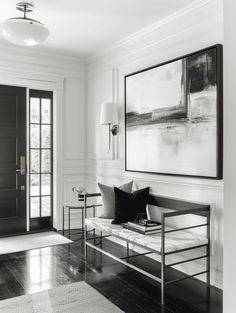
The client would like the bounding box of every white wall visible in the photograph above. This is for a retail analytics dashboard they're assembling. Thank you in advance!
[0,0,225,293]
[223,0,236,312]
[86,0,223,289]
[0,44,86,231]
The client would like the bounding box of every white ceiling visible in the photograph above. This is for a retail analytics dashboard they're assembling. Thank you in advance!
[0,0,200,58]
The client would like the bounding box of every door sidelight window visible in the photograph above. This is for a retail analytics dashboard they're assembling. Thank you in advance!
[29,90,53,226]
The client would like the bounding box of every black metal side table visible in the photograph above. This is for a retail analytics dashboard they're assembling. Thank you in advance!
[62,205,84,239]
[62,203,102,239]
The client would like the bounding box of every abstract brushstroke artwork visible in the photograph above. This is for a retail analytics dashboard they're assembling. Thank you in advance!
[125,45,223,179]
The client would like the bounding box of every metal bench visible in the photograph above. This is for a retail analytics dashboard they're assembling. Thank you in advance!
[82,192,210,306]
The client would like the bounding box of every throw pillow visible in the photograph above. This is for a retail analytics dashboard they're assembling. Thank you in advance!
[112,187,150,224]
[98,181,133,218]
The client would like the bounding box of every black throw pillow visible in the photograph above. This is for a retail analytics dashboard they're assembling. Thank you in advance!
[112,187,150,224]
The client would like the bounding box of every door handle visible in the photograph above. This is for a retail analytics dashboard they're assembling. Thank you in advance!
[16,156,26,175]
[16,169,26,175]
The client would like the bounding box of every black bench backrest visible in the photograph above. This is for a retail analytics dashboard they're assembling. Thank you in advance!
[147,194,210,217]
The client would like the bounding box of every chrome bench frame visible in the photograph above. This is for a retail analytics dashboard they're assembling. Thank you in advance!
[82,193,210,306]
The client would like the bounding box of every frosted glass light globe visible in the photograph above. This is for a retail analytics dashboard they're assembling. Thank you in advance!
[1,18,49,46]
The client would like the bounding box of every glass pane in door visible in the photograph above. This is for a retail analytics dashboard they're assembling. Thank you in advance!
[29,91,53,227]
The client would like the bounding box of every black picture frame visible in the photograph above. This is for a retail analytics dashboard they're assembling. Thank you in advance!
[124,44,223,179]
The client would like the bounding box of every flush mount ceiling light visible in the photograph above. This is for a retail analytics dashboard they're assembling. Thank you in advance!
[1,2,49,46]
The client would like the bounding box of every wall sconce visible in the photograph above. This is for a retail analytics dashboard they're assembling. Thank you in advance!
[100,102,118,150]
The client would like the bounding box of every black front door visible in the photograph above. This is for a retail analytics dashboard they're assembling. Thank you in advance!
[0,85,27,234]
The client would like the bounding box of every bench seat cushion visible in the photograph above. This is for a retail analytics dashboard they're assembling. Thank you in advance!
[86,217,121,233]
[85,218,208,253]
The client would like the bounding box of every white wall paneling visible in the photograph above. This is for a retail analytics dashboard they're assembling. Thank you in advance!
[59,75,86,229]
[85,0,223,289]
[63,78,85,161]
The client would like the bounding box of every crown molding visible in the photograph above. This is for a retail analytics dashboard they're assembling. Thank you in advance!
[86,0,222,65]
[0,42,86,76]
[107,0,213,50]
[0,41,85,64]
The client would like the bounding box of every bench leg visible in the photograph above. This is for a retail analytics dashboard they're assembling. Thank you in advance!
[206,210,211,288]
[84,225,87,260]
[161,253,165,306]
[81,207,84,239]
[68,207,71,239]
[100,231,103,247]
[62,206,65,236]
[206,248,210,288]
[161,214,165,306]
[206,210,211,304]
[99,231,103,267]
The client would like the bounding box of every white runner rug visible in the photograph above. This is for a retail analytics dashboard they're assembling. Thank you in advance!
[0,281,123,313]
[0,232,72,255]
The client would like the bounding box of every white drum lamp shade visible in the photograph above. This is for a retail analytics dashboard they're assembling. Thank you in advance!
[100,102,118,151]
[1,18,49,46]
[100,102,118,125]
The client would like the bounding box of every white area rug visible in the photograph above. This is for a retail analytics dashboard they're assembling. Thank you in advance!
[0,281,123,313]
[0,232,72,255]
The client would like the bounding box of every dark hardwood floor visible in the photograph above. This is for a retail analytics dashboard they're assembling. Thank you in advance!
[0,230,222,313]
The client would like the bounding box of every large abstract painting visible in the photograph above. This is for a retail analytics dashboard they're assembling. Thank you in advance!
[125,45,223,179]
